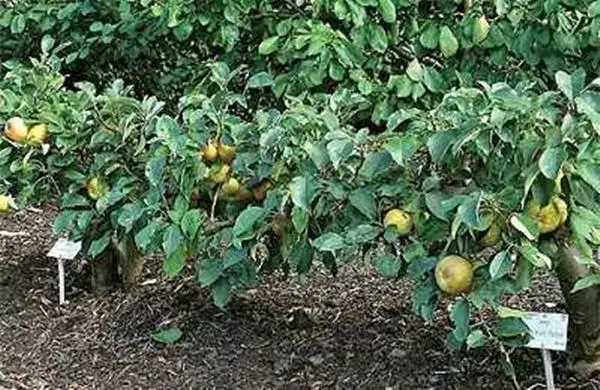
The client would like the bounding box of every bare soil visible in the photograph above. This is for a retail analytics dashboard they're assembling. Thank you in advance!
[0,207,598,389]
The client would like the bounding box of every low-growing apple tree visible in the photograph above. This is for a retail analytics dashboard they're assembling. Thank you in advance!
[2,0,600,379]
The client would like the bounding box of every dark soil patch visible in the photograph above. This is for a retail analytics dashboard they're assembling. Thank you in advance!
[0,207,598,389]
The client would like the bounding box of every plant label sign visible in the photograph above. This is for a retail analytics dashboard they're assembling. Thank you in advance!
[47,238,82,305]
[523,312,569,351]
[47,238,82,260]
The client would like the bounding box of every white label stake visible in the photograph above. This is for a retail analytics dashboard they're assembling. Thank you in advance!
[521,312,568,390]
[47,238,82,305]
[541,349,555,390]
[57,258,65,305]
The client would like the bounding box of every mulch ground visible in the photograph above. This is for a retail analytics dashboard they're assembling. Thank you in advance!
[0,207,598,389]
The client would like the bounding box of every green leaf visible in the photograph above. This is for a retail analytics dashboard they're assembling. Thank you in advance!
[489,250,512,280]
[509,213,540,240]
[155,116,186,155]
[312,233,346,252]
[135,220,165,253]
[197,259,223,287]
[406,59,423,82]
[514,256,534,290]
[411,83,426,101]
[419,24,439,49]
[519,241,552,269]
[575,93,600,134]
[290,176,318,211]
[450,299,470,342]
[96,190,125,214]
[446,332,463,352]
[89,21,104,32]
[211,278,232,308]
[466,330,487,348]
[146,156,166,187]
[369,23,388,53]
[233,207,265,240]
[345,224,381,244]
[162,225,184,256]
[181,209,205,239]
[439,26,459,58]
[258,36,279,55]
[555,69,586,101]
[385,134,418,167]
[349,189,377,220]
[572,274,600,293]
[407,256,437,279]
[378,0,396,23]
[10,14,25,34]
[412,277,439,321]
[403,242,427,263]
[174,22,193,41]
[308,142,330,169]
[425,192,463,222]
[163,246,186,278]
[151,327,182,344]
[53,210,78,235]
[222,247,247,269]
[77,211,94,232]
[41,35,56,54]
[327,139,354,170]
[385,108,419,131]
[427,131,455,163]
[589,1,600,17]
[169,194,188,224]
[388,75,412,98]
[375,253,402,278]
[118,203,143,232]
[497,317,530,338]
[423,66,444,92]
[498,306,528,318]
[248,72,274,88]
[334,0,350,20]
[292,206,310,233]
[457,194,482,228]
[576,162,600,195]
[539,147,567,180]
[89,232,111,259]
[358,151,392,180]
[290,240,313,273]
[322,110,340,132]
[472,15,490,44]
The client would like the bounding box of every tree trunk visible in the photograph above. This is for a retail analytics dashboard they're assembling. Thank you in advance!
[556,247,600,378]
[90,247,119,292]
[118,236,144,290]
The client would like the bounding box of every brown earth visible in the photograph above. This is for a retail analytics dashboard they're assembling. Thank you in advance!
[0,206,598,389]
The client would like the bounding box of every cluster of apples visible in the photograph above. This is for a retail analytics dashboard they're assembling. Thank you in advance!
[202,140,272,202]
[3,117,48,144]
[203,141,240,196]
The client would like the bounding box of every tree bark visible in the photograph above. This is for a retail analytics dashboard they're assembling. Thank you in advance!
[118,236,144,290]
[90,247,119,292]
[556,247,600,378]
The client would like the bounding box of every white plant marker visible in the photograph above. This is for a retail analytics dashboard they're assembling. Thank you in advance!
[57,257,65,305]
[522,312,569,390]
[541,349,554,390]
[47,238,82,305]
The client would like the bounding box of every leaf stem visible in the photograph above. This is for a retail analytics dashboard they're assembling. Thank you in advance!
[210,186,220,222]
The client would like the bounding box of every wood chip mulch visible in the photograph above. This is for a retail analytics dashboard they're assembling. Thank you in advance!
[1,207,598,389]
